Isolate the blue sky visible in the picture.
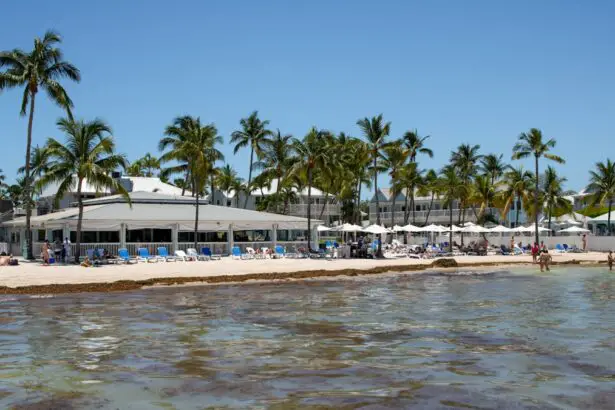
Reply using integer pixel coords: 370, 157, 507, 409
1, 0, 613, 194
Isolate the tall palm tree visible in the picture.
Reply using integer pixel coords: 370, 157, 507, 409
395, 162, 424, 225
438, 165, 466, 252
38, 118, 128, 262
126, 160, 144, 177
402, 129, 433, 163
382, 141, 408, 228
252, 129, 295, 211
217, 164, 242, 207
542, 166, 571, 231
470, 175, 499, 223
512, 128, 565, 244
357, 114, 391, 257
481, 153, 506, 186
159, 116, 220, 249
347, 138, 371, 224
500, 166, 533, 226
451, 144, 482, 238
586, 159, 615, 235
0, 30, 81, 259
419, 169, 439, 225
230, 111, 272, 208
290, 127, 331, 252
17, 145, 52, 210
139, 153, 160, 177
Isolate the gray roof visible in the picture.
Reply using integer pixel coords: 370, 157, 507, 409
3, 200, 319, 230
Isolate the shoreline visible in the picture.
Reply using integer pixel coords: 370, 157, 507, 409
0, 253, 608, 295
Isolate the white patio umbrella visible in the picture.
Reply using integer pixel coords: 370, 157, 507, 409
392, 225, 406, 232
558, 226, 590, 234
449, 225, 464, 232
401, 224, 423, 232
518, 224, 550, 233
461, 225, 491, 233
420, 224, 447, 232
362, 224, 390, 235
317, 225, 332, 232
561, 218, 583, 226
489, 225, 513, 233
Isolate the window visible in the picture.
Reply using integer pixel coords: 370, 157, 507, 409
216, 200, 220, 205
233, 230, 272, 242
401, 206, 406, 212
227, 200, 232, 207
153, 229, 172, 242
99, 231, 120, 243
416, 205, 421, 211
37, 230, 46, 241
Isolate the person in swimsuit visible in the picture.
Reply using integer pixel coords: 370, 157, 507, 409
608, 251, 613, 271
539, 250, 552, 272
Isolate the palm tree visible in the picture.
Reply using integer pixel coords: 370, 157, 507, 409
230, 111, 272, 208
159, 116, 220, 249
512, 128, 565, 244
290, 127, 332, 252
347, 138, 371, 224
17, 145, 52, 211
0, 30, 81, 259
252, 129, 295, 211
139, 153, 160, 177
481, 153, 506, 186
542, 166, 571, 231
451, 144, 482, 237
382, 141, 408, 228
402, 129, 433, 163
470, 175, 499, 223
500, 166, 534, 226
357, 114, 391, 257
397, 162, 424, 225
126, 160, 144, 177
438, 165, 466, 252
419, 169, 439, 225
38, 118, 128, 262
586, 159, 615, 235
203, 128, 224, 203
217, 164, 242, 207
0, 169, 6, 191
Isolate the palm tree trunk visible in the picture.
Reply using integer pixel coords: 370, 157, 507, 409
403, 192, 409, 225
194, 192, 199, 250
243, 146, 254, 209
181, 168, 190, 196
276, 176, 281, 213
515, 197, 520, 227
411, 190, 416, 225
449, 201, 453, 252
424, 193, 435, 225
307, 166, 312, 252
210, 173, 215, 206
319, 192, 328, 220
24, 91, 36, 260
390, 196, 396, 229
356, 181, 362, 225
373, 151, 382, 258
534, 154, 540, 246
74, 178, 84, 263
548, 205, 552, 233
608, 200, 613, 236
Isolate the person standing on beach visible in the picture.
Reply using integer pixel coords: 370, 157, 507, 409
531, 242, 539, 263
582, 234, 588, 252
63, 237, 71, 263
41, 240, 50, 265
608, 251, 613, 271
510, 236, 515, 251
539, 250, 552, 272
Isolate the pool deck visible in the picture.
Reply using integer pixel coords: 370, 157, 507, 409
0, 251, 610, 293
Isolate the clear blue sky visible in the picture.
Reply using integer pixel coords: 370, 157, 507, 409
1, 0, 613, 194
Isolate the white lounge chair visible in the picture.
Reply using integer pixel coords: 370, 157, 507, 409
174, 250, 195, 261
187, 248, 209, 261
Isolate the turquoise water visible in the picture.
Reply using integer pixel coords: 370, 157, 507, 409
1, 268, 615, 409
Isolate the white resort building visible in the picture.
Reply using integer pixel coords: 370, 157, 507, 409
2, 191, 318, 257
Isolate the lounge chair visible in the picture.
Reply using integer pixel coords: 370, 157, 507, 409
273, 245, 285, 259
201, 247, 221, 260
86, 249, 103, 265
231, 246, 242, 260
555, 244, 566, 253
118, 248, 137, 264
138, 247, 159, 263
500, 245, 511, 255
157, 247, 176, 262
174, 250, 195, 261
187, 248, 208, 261
246, 247, 260, 259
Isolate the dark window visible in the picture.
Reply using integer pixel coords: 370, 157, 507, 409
37, 230, 46, 241
227, 200, 232, 207
99, 231, 120, 242
233, 230, 272, 242
153, 229, 172, 242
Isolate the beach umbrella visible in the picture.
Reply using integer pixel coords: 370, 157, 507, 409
449, 225, 464, 232
461, 225, 490, 233
420, 224, 447, 232
392, 225, 406, 232
362, 224, 389, 235
489, 225, 512, 233
317, 225, 332, 232
518, 224, 550, 233
558, 226, 590, 234
337, 223, 364, 232
462, 222, 476, 227
401, 224, 423, 232
561, 218, 582, 226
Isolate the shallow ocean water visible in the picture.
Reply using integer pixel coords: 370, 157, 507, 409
1, 267, 615, 409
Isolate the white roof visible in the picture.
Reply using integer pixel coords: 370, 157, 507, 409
39, 176, 190, 199
591, 211, 615, 223
3, 195, 319, 231
39, 178, 111, 198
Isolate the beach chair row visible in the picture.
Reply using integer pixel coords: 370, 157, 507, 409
113, 247, 222, 264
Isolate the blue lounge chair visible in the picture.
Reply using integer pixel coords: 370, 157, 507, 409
555, 244, 566, 253
118, 248, 137, 264
231, 246, 242, 260
201, 247, 221, 260
157, 247, 176, 262
137, 247, 158, 263
274, 245, 285, 258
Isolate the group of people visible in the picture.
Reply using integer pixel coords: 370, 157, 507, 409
40, 237, 71, 265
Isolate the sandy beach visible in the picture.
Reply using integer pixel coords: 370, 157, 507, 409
0, 251, 609, 294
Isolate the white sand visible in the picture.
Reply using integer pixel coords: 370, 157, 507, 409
0, 252, 609, 288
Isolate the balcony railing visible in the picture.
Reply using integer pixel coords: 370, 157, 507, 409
287, 203, 341, 217
371, 209, 498, 225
